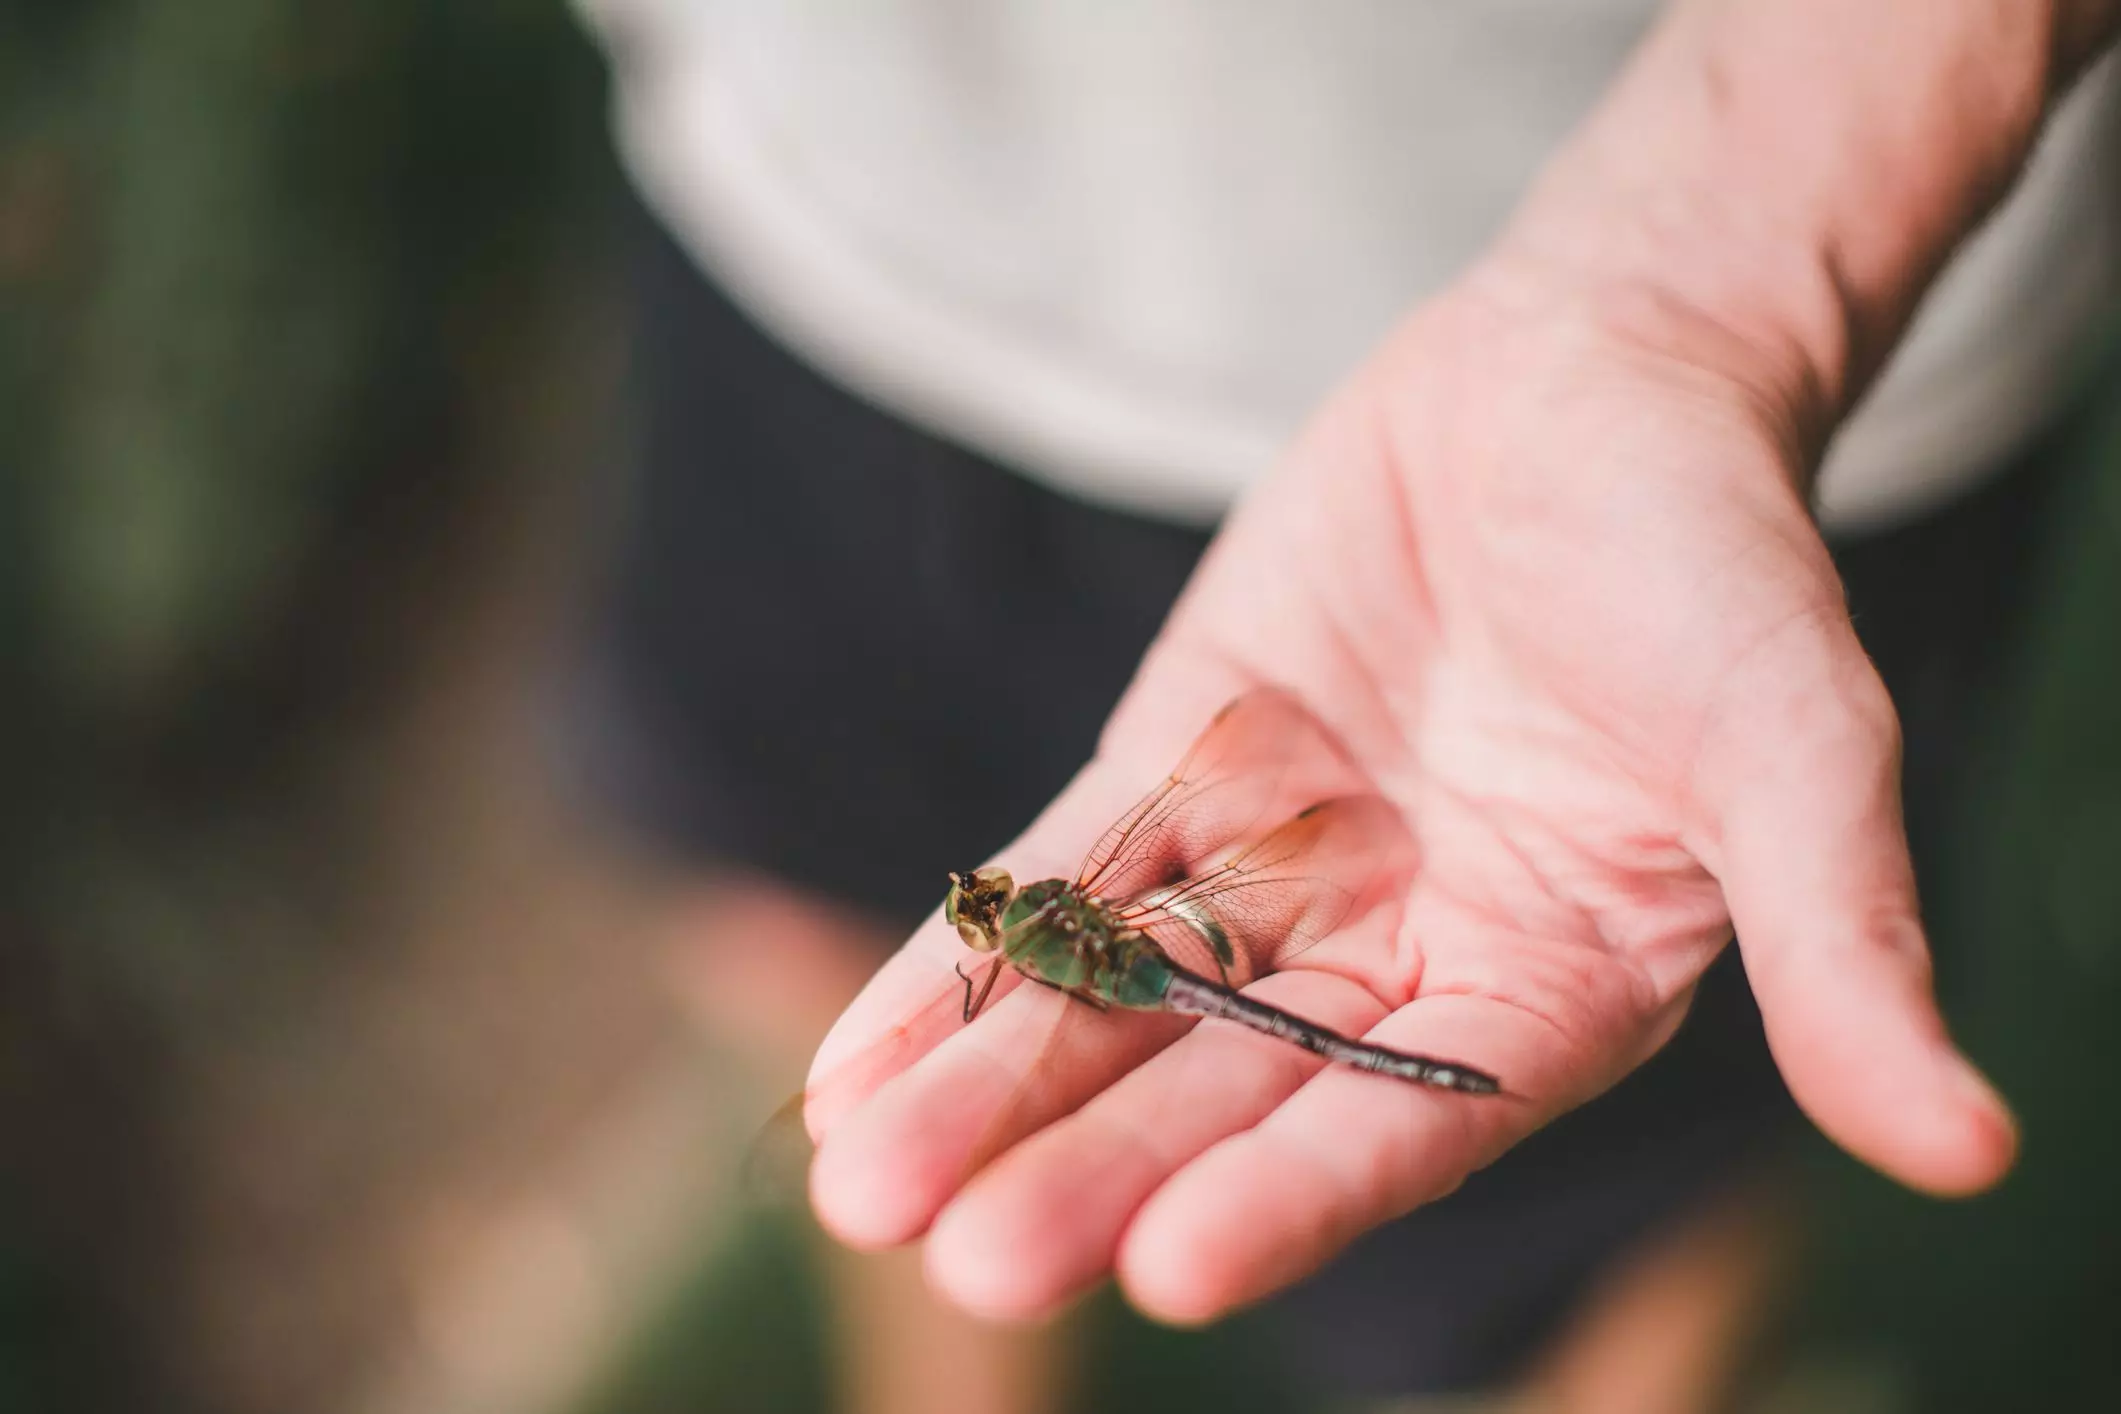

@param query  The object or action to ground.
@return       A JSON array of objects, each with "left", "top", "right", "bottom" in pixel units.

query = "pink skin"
[{"left": 797, "top": 0, "right": 2115, "bottom": 1334}]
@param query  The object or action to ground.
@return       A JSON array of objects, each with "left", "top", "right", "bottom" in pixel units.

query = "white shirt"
[{"left": 580, "top": 0, "right": 2121, "bottom": 532}]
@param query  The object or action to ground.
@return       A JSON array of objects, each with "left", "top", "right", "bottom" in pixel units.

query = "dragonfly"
[
  {"left": 939, "top": 688, "right": 1501, "bottom": 1095},
  {"left": 746, "top": 689, "right": 1500, "bottom": 1203}
]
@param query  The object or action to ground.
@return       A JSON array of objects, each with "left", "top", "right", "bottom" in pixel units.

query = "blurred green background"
[{"left": 2, "top": 4, "right": 2117, "bottom": 1413}]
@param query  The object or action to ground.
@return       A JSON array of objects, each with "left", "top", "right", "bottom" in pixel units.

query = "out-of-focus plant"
[
  {"left": 1, "top": 0, "right": 614, "bottom": 1012},
  {"left": 0, "top": 5, "right": 617, "bottom": 1407}
]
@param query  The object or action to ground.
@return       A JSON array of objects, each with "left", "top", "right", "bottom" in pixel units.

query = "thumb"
[{"left": 1704, "top": 643, "right": 2017, "bottom": 1196}]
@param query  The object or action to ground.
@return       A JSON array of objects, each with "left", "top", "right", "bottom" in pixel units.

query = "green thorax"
[{"left": 1000, "top": 880, "right": 1177, "bottom": 1010}]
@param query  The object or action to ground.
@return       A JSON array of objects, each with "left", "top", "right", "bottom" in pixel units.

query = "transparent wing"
[
  {"left": 1076, "top": 688, "right": 1325, "bottom": 903},
  {"left": 1114, "top": 794, "right": 1408, "bottom": 987}
]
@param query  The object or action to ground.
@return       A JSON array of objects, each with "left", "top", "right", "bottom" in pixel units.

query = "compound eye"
[{"left": 945, "top": 867, "right": 1012, "bottom": 952}]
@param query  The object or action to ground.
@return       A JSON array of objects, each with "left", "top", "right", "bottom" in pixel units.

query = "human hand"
[{"left": 797, "top": 247, "right": 2017, "bottom": 1325}]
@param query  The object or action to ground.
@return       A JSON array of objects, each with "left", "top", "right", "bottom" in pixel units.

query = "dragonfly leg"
[{"left": 956, "top": 956, "right": 1005, "bottom": 1023}]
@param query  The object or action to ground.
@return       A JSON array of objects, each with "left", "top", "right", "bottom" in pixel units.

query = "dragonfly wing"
[
  {"left": 1134, "top": 913, "right": 1239, "bottom": 986},
  {"left": 1076, "top": 687, "right": 1336, "bottom": 904},
  {"left": 1115, "top": 794, "right": 1409, "bottom": 985},
  {"left": 741, "top": 1089, "right": 819, "bottom": 1208}
]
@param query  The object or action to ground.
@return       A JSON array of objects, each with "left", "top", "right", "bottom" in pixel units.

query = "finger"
[
  {"left": 809, "top": 977, "right": 1189, "bottom": 1249},
  {"left": 1112, "top": 992, "right": 1564, "bottom": 1324},
  {"left": 802, "top": 773, "right": 1119, "bottom": 1141},
  {"left": 922, "top": 966, "right": 1388, "bottom": 1321},
  {"left": 808, "top": 650, "right": 1376, "bottom": 1247},
  {"left": 1705, "top": 641, "right": 2017, "bottom": 1196},
  {"left": 801, "top": 921, "right": 1017, "bottom": 1142},
  {"left": 805, "top": 651, "right": 1266, "bottom": 1137}
]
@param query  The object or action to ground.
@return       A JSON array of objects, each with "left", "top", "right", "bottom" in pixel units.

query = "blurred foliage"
[
  {"left": 574, "top": 1214, "right": 836, "bottom": 1414},
  {"left": 575, "top": 1210, "right": 1302, "bottom": 1414},
  {"left": 3, "top": 0, "right": 610, "bottom": 715},
  {"left": 0, "top": 0, "right": 616, "bottom": 1021},
  {"left": 1, "top": 1, "right": 618, "bottom": 1408}
]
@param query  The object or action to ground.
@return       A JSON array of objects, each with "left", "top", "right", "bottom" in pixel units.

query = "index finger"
[
  {"left": 803, "top": 744, "right": 1193, "bottom": 1140},
  {"left": 804, "top": 653, "right": 1272, "bottom": 1139}
]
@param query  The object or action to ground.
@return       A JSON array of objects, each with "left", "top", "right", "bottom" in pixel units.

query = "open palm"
[{"left": 801, "top": 262, "right": 2017, "bottom": 1325}]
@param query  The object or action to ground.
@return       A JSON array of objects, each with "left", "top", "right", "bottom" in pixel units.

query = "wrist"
[
  {"left": 1469, "top": 204, "right": 1848, "bottom": 474},
  {"left": 1492, "top": 0, "right": 2088, "bottom": 447}
]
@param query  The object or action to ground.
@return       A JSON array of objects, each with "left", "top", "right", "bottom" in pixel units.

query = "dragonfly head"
[{"left": 944, "top": 866, "right": 1016, "bottom": 951}]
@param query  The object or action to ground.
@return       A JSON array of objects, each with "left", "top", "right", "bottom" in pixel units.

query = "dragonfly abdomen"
[{"left": 1162, "top": 971, "right": 1499, "bottom": 1095}]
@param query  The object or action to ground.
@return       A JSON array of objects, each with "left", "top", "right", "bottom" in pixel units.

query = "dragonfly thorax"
[{"left": 1001, "top": 881, "right": 1124, "bottom": 937}]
